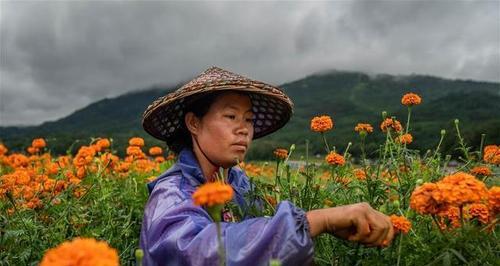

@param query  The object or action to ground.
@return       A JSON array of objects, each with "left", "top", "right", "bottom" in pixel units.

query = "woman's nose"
[{"left": 235, "top": 120, "right": 250, "bottom": 136}]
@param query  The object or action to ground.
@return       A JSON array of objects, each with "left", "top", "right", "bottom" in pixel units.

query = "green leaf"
[{"left": 448, "top": 248, "right": 468, "bottom": 264}]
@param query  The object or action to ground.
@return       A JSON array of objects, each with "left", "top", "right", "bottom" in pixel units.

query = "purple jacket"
[{"left": 139, "top": 148, "right": 314, "bottom": 266}]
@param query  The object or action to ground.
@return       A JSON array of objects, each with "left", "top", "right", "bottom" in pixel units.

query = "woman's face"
[{"left": 187, "top": 92, "right": 254, "bottom": 168}]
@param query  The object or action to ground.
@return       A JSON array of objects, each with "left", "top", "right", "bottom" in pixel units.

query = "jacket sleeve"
[{"left": 141, "top": 179, "right": 314, "bottom": 266}]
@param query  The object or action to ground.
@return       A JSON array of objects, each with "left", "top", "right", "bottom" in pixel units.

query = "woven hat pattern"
[{"left": 142, "top": 66, "right": 293, "bottom": 143}]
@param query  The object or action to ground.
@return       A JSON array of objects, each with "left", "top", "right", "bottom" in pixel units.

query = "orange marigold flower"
[
  {"left": 76, "top": 146, "right": 96, "bottom": 161},
  {"left": 126, "top": 146, "right": 144, "bottom": 157},
  {"left": 484, "top": 145, "right": 498, "bottom": 154},
  {"left": 166, "top": 153, "right": 176, "bottom": 161},
  {"left": 265, "top": 195, "right": 277, "bottom": 207},
  {"left": 273, "top": 148, "right": 288, "bottom": 160},
  {"left": 32, "top": 138, "right": 47, "bottom": 149},
  {"left": 155, "top": 156, "right": 165, "bottom": 163},
  {"left": 129, "top": 137, "right": 145, "bottom": 147},
  {"left": 438, "top": 172, "right": 488, "bottom": 206},
  {"left": 96, "top": 138, "right": 111, "bottom": 150},
  {"left": 46, "top": 162, "right": 60, "bottom": 175},
  {"left": 397, "top": 133, "right": 413, "bottom": 144},
  {"left": 389, "top": 215, "right": 412, "bottom": 234},
  {"left": 76, "top": 167, "right": 86, "bottom": 179},
  {"left": 22, "top": 186, "right": 35, "bottom": 200},
  {"left": 465, "top": 203, "right": 490, "bottom": 224},
  {"left": 337, "top": 176, "right": 351, "bottom": 186},
  {"left": 73, "top": 187, "right": 87, "bottom": 198},
  {"left": 354, "top": 123, "right": 373, "bottom": 134},
  {"left": 470, "top": 166, "right": 492, "bottom": 177},
  {"left": 310, "top": 115, "right": 334, "bottom": 133},
  {"left": 353, "top": 168, "right": 366, "bottom": 180},
  {"left": 25, "top": 198, "right": 42, "bottom": 209},
  {"left": 410, "top": 183, "right": 445, "bottom": 215},
  {"left": 114, "top": 162, "right": 131, "bottom": 173},
  {"left": 27, "top": 146, "right": 40, "bottom": 154},
  {"left": 133, "top": 159, "right": 157, "bottom": 173},
  {"left": 488, "top": 186, "right": 500, "bottom": 214},
  {"left": 58, "top": 156, "right": 71, "bottom": 168},
  {"left": 401, "top": 92, "right": 422, "bottom": 106},
  {"left": 69, "top": 177, "right": 81, "bottom": 185},
  {"left": 72, "top": 156, "right": 87, "bottom": 168},
  {"left": 14, "top": 169, "right": 32, "bottom": 185},
  {"left": 40, "top": 237, "right": 119, "bottom": 266},
  {"left": 8, "top": 154, "right": 29, "bottom": 168},
  {"left": 0, "top": 144, "right": 8, "bottom": 156},
  {"left": 149, "top": 146, "right": 163, "bottom": 156},
  {"left": 192, "top": 181, "right": 234, "bottom": 207},
  {"left": 100, "top": 153, "right": 119, "bottom": 168},
  {"left": 380, "top": 118, "right": 403, "bottom": 133},
  {"left": 483, "top": 145, "right": 500, "bottom": 165},
  {"left": 437, "top": 206, "right": 461, "bottom": 229},
  {"left": 325, "top": 152, "right": 345, "bottom": 166}
]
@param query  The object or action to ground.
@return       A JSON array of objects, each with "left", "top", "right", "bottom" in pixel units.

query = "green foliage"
[
  {"left": 237, "top": 122, "right": 499, "bottom": 265},
  {"left": 0, "top": 169, "right": 153, "bottom": 265}
]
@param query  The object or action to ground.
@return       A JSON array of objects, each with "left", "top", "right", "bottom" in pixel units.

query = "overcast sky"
[{"left": 1, "top": 1, "right": 499, "bottom": 126}]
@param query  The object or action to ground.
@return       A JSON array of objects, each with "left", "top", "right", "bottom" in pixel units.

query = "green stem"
[
  {"left": 396, "top": 234, "right": 404, "bottom": 266},
  {"left": 360, "top": 136, "right": 367, "bottom": 167},
  {"left": 382, "top": 131, "right": 391, "bottom": 161},
  {"left": 432, "top": 131, "right": 446, "bottom": 161},
  {"left": 344, "top": 142, "right": 352, "bottom": 157},
  {"left": 216, "top": 221, "right": 225, "bottom": 266},
  {"left": 454, "top": 120, "right": 471, "bottom": 162},
  {"left": 5, "top": 192, "right": 31, "bottom": 233},
  {"left": 330, "top": 165, "right": 335, "bottom": 183},
  {"left": 479, "top": 133, "right": 486, "bottom": 160},
  {"left": 431, "top": 215, "right": 446, "bottom": 237},
  {"left": 305, "top": 139, "right": 309, "bottom": 175},
  {"left": 405, "top": 107, "right": 412, "bottom": 134},
  {"left": 275, "top": 161, "right": 280, "bottom": 187},
  {"left": 321, "top": 133, "right": 331, "bottom": 153},
  {"left": 286, "top": 165, "right": 292, "bottom": 202}
]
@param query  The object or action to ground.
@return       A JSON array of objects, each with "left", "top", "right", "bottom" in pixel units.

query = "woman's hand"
[{"left": 306, "top": 202, "right": 394, "bottom": 247}]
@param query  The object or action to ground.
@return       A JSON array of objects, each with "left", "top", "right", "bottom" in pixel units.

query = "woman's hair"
[{"left": 168, "top": 91, "right": 250, "bottom": 154}]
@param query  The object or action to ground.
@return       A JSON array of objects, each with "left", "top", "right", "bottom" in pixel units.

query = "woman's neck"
[{"left": 191, "top": 145, "right": 229, "bottom": 182}]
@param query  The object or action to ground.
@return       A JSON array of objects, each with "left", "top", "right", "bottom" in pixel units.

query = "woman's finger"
[
  {"left": 383, "top": 218, "right": 395, "bottom": 246},
  {"left": 367, "top": 211, "right": 395, "bottom": 246},
  {"left": 361, "top": 213, "right": 387, "bottom": 245},
  {"left": 348, "top": 217, "right": 371, "bottom": 242},
  {"left": 373, "top": 216, "right": 391, "bottom": 246}
]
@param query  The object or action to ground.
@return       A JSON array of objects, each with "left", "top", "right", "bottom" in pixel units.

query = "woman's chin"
[{"left": 222, "top": 154, "right": 245, "bottom": 167}]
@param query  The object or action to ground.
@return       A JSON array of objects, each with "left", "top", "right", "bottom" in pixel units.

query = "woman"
[{"left": 140, "top": 67, "right": 394, "bottom": 265}]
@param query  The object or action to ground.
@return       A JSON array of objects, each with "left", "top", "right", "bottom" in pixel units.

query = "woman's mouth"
[{"left": 232, "top": 142, "right": 248, "bottom": 151}]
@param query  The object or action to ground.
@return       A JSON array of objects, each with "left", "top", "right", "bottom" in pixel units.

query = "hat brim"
[{"left": 142, "top": 67, "right": 294, "bottom": 145}]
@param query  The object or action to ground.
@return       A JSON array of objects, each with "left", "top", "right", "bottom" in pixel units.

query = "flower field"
[{"left": 1, "top": 93, "right": 498, "bottom": 265}]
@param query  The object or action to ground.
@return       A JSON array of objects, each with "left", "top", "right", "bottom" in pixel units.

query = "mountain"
[{"left": 1, "top": 71, "right": 499, "bottom": 159}]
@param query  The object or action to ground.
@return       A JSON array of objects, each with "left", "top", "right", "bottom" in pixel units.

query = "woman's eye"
[
  {"left": 246, "top": 118, "right": 254, "bottom": 123},
  {"left": 225, "top": 115, "right": 236, "bottom": 120}
]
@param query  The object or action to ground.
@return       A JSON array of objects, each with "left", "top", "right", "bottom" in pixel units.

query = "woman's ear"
[{"left": 184, "top": 112, "right": 200, "bottom": 135}]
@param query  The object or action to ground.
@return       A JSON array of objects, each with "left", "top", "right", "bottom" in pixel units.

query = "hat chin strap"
[{"left": 192, "top": 136, "right": 223, "bottom": 180}]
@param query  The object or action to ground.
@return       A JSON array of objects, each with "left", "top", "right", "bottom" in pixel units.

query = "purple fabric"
[{"left": 139, "top": 148, "right": 314, "bottom": 266}]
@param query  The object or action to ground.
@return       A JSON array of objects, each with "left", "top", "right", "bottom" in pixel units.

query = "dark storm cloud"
[{"left": 1, "top": 1, "right": 498, "bottom": 126}]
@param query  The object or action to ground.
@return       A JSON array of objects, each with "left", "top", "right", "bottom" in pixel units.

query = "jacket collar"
[
  {"left": 178, "top": 148, "right": 241, "bottom": 186},
  {"left": 147, "top": 148, "right": 241, "bottom": 194}
]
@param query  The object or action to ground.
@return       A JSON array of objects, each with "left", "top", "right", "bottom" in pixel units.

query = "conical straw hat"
[{"left": 142, "top": 66, "right": 293, "bottom": 143}]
